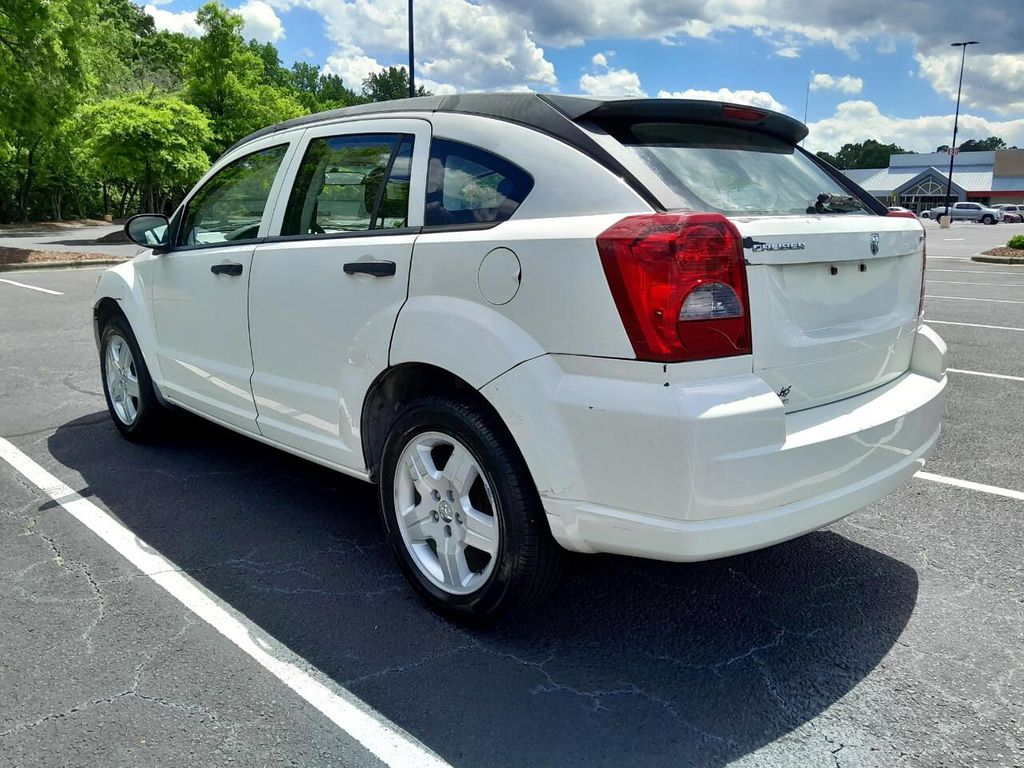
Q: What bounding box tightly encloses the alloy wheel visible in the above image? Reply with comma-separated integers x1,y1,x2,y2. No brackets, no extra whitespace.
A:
393,431,500,595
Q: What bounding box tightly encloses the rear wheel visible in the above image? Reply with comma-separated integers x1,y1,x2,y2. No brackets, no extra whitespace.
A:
378,396,562,622
100,317,164,441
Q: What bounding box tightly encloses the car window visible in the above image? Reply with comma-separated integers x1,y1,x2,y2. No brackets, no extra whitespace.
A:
424,139,533,227
282,134,412,236
178,145,287,247
604,122,870,216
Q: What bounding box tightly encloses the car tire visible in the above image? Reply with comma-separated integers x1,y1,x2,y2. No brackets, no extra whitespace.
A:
982,214,995,225
378,395,563,622
99,316,165,442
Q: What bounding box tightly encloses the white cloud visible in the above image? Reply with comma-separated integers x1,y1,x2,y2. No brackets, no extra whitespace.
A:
657,88,787,114
272,0,556,92
489,1,1022,111
810,73,863,95
916,51,1024,116
775,47,801,59
323,48,387,90
806,100,1024,154
591,52,608,67
238,0,285,42
580,67,647,98
144,5,200,36
145,1,284,41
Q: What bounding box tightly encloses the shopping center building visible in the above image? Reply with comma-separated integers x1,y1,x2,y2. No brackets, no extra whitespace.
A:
843,149,1024,212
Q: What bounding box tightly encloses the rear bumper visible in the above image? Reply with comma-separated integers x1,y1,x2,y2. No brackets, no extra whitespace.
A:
483,325,946,562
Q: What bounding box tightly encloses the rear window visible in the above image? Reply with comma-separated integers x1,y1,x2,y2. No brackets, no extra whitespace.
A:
606,122,870,216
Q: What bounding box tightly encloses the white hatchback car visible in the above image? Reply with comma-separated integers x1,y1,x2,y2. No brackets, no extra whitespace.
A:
96,94,946,620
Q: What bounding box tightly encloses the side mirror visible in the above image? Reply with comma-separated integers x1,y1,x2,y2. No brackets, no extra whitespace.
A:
125,214,170,252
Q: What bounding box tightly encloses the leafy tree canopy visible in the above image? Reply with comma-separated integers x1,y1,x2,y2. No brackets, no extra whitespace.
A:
936,136,1010,153
362,66,430,102
0,0,430,222
816,139,908,170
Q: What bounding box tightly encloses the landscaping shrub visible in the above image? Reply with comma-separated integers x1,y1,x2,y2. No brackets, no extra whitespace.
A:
1007,235,1024,250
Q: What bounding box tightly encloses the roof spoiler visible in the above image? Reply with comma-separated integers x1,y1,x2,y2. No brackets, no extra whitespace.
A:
541,95,809,145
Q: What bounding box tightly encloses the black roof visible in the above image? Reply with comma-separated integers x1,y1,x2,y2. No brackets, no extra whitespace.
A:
227,93,808,155
226,93,815,214
223,94,865,213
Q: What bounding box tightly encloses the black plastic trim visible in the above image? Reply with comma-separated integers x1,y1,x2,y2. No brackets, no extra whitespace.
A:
420,221,502,234
260,227,422,246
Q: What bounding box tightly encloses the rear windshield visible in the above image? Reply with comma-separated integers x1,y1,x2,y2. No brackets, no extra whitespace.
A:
606,122,871,216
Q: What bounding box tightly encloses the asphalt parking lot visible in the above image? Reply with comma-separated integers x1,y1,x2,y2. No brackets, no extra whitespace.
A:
1,220,1022,768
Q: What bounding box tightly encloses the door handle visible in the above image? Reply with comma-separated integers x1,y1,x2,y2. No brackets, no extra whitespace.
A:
343,260,396,277
211,262,244,276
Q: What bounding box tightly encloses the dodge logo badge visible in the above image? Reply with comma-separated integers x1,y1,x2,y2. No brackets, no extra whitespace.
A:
870,233,880,256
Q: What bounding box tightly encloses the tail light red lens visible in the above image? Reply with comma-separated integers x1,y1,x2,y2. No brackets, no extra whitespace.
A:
886,210,918,220
597,213,751,362
721,105,767,122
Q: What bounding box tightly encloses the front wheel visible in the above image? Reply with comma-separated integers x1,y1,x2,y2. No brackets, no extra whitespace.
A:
100,317,165,441
982,214,995,225
378,396,563,622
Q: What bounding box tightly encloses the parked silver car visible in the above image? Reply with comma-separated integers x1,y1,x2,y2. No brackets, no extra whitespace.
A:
924,202,1003,224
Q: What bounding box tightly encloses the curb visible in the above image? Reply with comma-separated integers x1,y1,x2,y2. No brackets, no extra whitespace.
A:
972,254,1024,265
0,258,127,273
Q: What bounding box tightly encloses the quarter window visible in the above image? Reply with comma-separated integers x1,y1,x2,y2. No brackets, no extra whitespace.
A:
282,134,412,236
424,139,533,227
178,145,287,247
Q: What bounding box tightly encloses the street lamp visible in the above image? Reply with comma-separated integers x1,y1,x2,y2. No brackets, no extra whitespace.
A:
943,40,979,221
408,0,415,98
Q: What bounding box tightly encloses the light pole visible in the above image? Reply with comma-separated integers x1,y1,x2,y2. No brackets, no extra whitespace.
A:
407,0,415,98
943,40,979,221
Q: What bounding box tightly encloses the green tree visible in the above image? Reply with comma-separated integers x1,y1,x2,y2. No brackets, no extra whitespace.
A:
0,0,96,218
185,2,303,152
78,95,212,213
290,61,360,111
136,30,197,92
937,136,1007,153
818,139,908,170
248,39,290,88
362,66,430,102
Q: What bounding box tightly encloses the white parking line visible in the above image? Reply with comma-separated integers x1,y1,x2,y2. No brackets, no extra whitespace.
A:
926,256,970,261
947,367,1024,382
927,280,1024,287
0,278,64,295
0,437,452,768
929,269,1024,276
928,320,1024,332
942,238,965,241
926,295,1024,305
917,471,1024,502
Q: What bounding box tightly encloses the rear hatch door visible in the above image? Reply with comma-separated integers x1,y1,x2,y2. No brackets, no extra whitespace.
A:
737,215,924,412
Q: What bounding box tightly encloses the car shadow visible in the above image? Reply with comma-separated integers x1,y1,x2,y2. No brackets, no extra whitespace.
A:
48,411,919,768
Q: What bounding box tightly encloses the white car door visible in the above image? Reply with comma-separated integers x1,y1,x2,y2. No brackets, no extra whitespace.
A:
151,136,296,432
247,119,430,470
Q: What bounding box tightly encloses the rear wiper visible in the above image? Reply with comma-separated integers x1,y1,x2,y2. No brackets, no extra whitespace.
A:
806,193,861,214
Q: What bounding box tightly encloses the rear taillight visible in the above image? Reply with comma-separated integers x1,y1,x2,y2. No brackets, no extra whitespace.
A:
597,213,751,362
886,210,918,220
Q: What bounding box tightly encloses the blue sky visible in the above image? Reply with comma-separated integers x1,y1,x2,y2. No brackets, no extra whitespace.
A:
144,0,1024,153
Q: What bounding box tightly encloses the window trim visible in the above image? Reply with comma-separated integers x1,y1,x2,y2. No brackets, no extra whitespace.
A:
266,118,432,239
280,133,409,238
171,141,294,253
261,226,423,246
